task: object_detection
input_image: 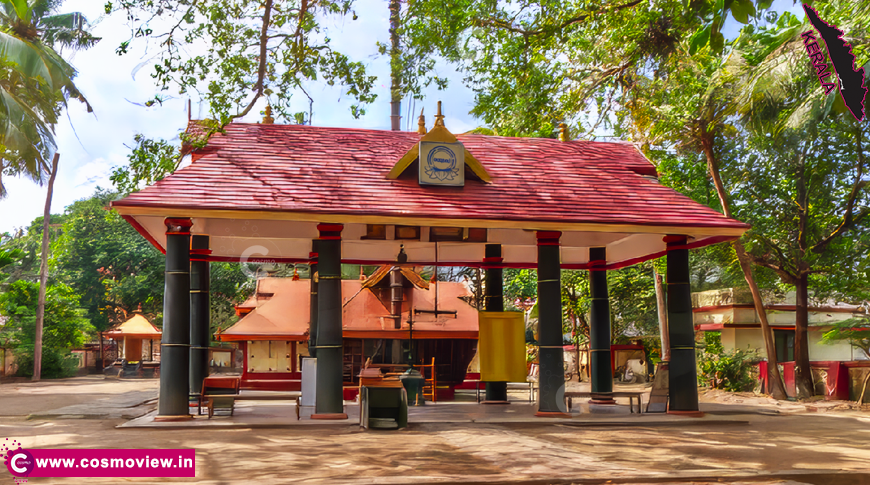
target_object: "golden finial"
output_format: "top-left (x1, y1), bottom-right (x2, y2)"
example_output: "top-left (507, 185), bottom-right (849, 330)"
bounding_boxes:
top-left (434, 101), bottom-right (445, 127)
top-left (558, 123), bottom-right (568, 142)
top-left (417, 108), bottom-right (427, 135)
top-left (262, 105), bottom-right (274, 124)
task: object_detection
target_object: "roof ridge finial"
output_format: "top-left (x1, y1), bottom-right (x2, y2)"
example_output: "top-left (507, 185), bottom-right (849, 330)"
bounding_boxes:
top-left (262, 105), bottom-right (274, 124)
top-left (558, 122), bottom-right (568, 142)
top-left (417, 108), bottom-right (426, 135)
top-left (434, 101), bottom-right (445, 127)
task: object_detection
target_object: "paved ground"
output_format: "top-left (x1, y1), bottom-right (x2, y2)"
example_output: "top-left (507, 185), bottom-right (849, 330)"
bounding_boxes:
top-left (0, 376), bottom-right (868, 485)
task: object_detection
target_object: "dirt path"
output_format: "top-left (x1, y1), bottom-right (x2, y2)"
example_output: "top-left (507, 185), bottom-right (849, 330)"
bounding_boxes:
top-left (1, 378), bottom-right (868, 484)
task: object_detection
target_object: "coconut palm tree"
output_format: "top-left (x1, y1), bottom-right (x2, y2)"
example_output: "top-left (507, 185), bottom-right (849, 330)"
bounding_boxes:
top-left (0, 0), bottom-right (96, 197)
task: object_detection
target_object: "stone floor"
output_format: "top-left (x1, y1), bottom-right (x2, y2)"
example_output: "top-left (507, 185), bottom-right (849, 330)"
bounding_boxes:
top-left (1, 376), bottom-right (868, 484)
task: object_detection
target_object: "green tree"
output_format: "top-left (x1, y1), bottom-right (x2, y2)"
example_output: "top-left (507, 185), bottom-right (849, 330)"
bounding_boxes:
top-left (0, 279), bottom-right (94, 378)
top-left (107, 0), bottom-right (377, 125)
top-left (52, 189), bottom-right (166, 331)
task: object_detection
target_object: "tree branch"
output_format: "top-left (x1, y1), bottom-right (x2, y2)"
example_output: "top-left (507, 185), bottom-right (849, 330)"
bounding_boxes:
top-left (228, 0), bottom-right (274, 122)
top-left (471, 0), bottom-right (643, 37)
top-left (811, 124), bottom-right (869, 254)
top-left (745, 252), bottom-right (797, 285)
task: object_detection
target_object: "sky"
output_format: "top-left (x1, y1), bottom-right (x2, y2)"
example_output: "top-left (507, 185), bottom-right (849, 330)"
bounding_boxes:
top-left (0, 0), bottom-right (804, 235)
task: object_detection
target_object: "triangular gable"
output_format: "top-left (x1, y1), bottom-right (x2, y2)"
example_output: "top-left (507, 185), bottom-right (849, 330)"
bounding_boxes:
top-left (360, 265), bottom-right (430, 290)
top-left (387, 103), bottom-right (491, 183)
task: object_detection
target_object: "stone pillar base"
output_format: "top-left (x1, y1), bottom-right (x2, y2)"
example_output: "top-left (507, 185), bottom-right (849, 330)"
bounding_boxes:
top-left (667, 409), bottom-right (705, 417)
top-left (154, 414), bottom-right (192, 422)
top-left (311, 413), bottom-right (348, 420)
top-left (535, 411), bottom-right (571, 418)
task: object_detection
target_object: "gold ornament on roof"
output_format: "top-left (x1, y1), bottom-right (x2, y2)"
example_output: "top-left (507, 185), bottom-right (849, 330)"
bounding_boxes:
top-left (559, 123), bottom-right (568, 142)
top-left (434, 101), bottom-right (445, 127)
top-left (262, 105), bottom-right (275, 124)
top-left (417, 108), bottom-right (427, 135)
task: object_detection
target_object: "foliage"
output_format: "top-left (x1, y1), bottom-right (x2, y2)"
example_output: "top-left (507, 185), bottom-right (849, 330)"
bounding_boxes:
top-left (821, 318), bottom-right (870, 360)
top-left (51, 189), bottom-right (166, 331)
top-left (697, 331), bottom-right (758, 392)
top-left (0, 213), bottom-right (65, 284)
top-left (398, 0), bottom-right (773, 137)
top-left (0, 245), bottom-right (21, 280)
top-left (503, 265), bottom-right (660, 347)
top-left (107, 0), bottom-right (377, 126)
top-left (110, 134), bottom-right (181, 195)
top-left (209, 261), bottom-right (253, 333)
top-left (0, 0), bottom-right (95, 197)
top-left (0, 279), bottom-right (93, 378)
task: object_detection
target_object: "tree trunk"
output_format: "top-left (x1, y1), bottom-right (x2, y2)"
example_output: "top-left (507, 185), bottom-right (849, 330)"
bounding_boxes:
top-left (653, 269), bottom-right (670, 361)
top-left (701, 138), bottom-right (788, 400)
top-left (794, 273), bottom-right (814, 399)
top-left (389, 0), bottom-right (401, 131)
top-left (794, 141), bottom-right (814, 400)
top-left (33, 153), bottom-right (59, 382)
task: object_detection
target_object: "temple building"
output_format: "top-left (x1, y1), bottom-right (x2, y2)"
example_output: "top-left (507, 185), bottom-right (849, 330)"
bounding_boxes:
top-left (217, 266), bottom-right (479, 399)
top-left (103, 306), bottom-right (162, 364)
top-left (111, 103), bottom-right (749, 420)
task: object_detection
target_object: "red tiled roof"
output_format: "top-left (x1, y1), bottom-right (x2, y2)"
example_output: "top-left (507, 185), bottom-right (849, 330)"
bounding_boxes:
top-left (112, 123), bottom-right (746, 230)
top-left (219, 277), bottom-right (478, 341)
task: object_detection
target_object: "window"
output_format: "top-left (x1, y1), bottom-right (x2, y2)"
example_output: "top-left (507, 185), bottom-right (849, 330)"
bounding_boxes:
top-left (395, 225), bottom-right (421, 240)
top-left (429, 227), bottom-right (487, 242)
top-left (363, 224), bottom-right (386, 240)
top-left (466, 228), bottom-right (487, 242)
top-left (430, 227), bottom-right (463, 242)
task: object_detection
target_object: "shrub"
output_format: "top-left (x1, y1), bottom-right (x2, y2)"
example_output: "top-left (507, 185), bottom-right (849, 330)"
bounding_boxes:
top-left (698, 332), bottom-right (758, 392)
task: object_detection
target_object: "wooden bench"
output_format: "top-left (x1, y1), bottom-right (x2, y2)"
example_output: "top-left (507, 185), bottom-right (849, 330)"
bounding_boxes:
top-left (200, 376), bottom-right (241, 418)
top-left (564, 391), bottom-right (645, 414)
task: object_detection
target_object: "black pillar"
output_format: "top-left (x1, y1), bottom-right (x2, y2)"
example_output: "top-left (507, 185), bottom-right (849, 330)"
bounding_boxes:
top-left (190, 235), bottom-right (210, 396)
top-left (313, 224), bottom-right (347, 419)
top-left (483, 244), bottom-right (508, 403)
top-left (535, 231), bottom-right (568, 416)
top-left (589, 247), bottom-right (615, 403)
top-left (665, 235), bottom-right (700, 414)
top-left (157, 218), bottom-right (192, 420)
top-left (308, 240), bottom-right (320, 358)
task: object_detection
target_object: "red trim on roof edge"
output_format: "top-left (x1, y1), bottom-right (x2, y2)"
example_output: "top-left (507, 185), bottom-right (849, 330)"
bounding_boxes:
top-left (122, 215), bottom-right (165, 254)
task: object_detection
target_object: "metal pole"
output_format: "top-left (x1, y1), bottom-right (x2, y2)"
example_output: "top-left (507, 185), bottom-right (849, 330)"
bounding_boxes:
top-left (157, 218), bottom-right (193, 420)
top-left (589, 247), bottom-right (615, 404)
top-left (312, 224), bottom-right (347, 419)
top-left (190, 235), bottom-right (211, 396)
top-left (665, 235), bottom-right (700, 414)
top-left (535, 231), bottom-right (568, 416)
top-left (483, 244), bottom-right (508, 403)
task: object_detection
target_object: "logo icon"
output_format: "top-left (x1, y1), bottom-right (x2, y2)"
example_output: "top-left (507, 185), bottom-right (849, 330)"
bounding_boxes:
top-left (419, 141), bottom-right (465, 186)
top-left (802, 4), bottom-right (867, 121)
top-left (3, 440), bottom-right (34, 479)
top-left (425, 146), bottom-right (460, 182)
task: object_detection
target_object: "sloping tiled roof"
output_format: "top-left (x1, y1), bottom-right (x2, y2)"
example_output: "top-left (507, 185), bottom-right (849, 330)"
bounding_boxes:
top-left (221, 280), bottom-right (310, 340)
top-left (105, 314), bottom-right (161, 339)
top-left (112, 123), bottom-right (747, 230)
top-left (219, 277), bottom-right (478, 340)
